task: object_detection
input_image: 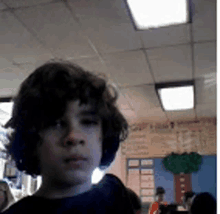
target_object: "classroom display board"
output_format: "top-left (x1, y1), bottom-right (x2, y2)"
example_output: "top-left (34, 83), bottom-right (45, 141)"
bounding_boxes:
top-left (122, 119), bottom-right (216, 158)
top-left (127, 158), bottom-right (155, 203)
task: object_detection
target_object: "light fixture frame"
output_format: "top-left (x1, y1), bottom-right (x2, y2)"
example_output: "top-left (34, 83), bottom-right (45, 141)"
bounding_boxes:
top-left (0, 97), bottom-right (12, 103)
top-left (124, 0), bottom-right (193, 31)
top-left (155, 80), bottom-right (195, 111)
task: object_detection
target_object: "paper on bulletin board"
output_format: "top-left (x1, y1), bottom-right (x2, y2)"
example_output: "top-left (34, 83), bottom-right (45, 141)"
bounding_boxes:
top-left (128, 168), bottom-right (139, 175)
top-left (141, 189), bottom-right (154, 196)
top-left (141, 175), bottom-right (154, 181)
top-left (141, 169), bottom-right (153, 174)
top-left (141, 196), bottom-right (154, 203)
top-left (127, 169), bottom-right (140, 196)
top-left (141, 159), bottom-right (153, 166)
top-left (141, 181), bottom-right (154, 188)
top-left (128, 160), bottom-right (139, 167)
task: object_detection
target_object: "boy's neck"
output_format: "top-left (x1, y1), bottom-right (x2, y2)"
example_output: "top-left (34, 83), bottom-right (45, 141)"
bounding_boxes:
top-left (33, 179), bottom-right (92, 199)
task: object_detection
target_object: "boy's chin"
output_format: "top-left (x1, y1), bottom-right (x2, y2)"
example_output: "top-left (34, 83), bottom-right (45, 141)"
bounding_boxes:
top-left (64, 171), bottom-right (92, 185)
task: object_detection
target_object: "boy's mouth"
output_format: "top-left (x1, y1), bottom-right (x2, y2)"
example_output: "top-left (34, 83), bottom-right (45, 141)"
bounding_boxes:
top-left (64, 155), bottom-right (88, 169)
top-left (64, 155), bottom-right (87, 163)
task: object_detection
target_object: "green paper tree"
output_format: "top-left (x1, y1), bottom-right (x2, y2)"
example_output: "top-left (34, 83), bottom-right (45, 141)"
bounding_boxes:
top-left (162, 152), bottom-right (202, 174)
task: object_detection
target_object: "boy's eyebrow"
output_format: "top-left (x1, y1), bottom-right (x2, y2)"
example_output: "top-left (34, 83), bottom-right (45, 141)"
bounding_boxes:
top-left (78, 110), bottom-right (99, 116)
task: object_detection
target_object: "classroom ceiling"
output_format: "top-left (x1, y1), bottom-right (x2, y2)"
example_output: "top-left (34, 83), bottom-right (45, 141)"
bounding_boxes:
top-left (0, 0), bottom-right (216, 126)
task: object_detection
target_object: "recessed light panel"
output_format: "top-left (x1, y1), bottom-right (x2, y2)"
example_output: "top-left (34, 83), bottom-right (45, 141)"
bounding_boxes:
top-left (127, 0), bottom-right (188, 30)
top-left (158, 85), bottom-right (194, 111)
top-left (0, 102), bottom-right (13, 126)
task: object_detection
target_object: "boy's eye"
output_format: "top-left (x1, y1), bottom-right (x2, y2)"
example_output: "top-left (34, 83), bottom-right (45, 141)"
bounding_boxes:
top-left (81, 119), bottom-right (99, 126)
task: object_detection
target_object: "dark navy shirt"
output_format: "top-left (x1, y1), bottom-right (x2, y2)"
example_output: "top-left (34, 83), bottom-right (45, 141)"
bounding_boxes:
top-left (1, 174), bottom-right (135, 214)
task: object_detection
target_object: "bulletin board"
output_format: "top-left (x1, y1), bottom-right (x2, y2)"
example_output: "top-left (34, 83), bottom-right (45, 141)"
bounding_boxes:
top-left (127, 158), bottom-right (155, 203)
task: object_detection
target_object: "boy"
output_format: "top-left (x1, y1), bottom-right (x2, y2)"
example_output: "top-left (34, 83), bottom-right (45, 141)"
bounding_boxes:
top-left (183, 191), bottom-right (196, 211)
top-left (1, 60), bottom-right (135, 213)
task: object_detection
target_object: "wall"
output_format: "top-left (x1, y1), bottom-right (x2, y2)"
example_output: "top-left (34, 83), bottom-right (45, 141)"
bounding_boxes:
top-left (192, 155), bottom-right (216, 198)
top-left (105, 118), bottom-right (217, 201)
top-left (122, 118), bottom-right (216, 158)
top-left (154, 158), bottom-right (174, 203)
top-left (106, 154), bottom-right (217, 202)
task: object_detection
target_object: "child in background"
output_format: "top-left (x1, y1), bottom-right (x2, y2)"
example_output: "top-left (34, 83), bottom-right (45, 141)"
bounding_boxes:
top-left (1, 60), bottom-right (135, 214)
top-left (148, 187), bottom-right (168, 214)
top-left (183, 191), bottom-right (196, 211)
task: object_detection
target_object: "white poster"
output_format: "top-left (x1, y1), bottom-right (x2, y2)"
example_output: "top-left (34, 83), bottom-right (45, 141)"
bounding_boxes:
top-left (141, 175), bottom-right (154, 181)
top-left (141, 159), bottom-right (153, 166)
top-left (141, 189), bottom-right (154, 196)
top-left (128, 160), bottom-right (139, 167)
top-left (141, 169), bottom-right (153, 174)
top-left (141, 196), bottom-right (154, 203)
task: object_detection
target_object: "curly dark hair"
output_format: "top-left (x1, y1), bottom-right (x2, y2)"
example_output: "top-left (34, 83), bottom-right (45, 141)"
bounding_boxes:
top-left (190, 192), bottom-right (216, 214)
top-left (156, 186), bottom-right (165, 195)
top-left (4, 60), bottom-right (128, 177)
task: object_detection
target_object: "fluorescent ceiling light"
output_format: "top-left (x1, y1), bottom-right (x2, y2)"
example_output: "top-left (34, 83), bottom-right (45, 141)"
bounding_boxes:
top-left (127, 0), bottom-right (188, 30)
top-left (91, 168), bottom-right (105, 184)
top-left (0, 102), bottom-right (13, 126)
top-left (157, 84), bottom-right (194, 111)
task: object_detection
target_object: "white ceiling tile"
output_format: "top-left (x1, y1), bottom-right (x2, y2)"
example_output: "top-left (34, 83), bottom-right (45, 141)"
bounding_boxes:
top-left (0, 59), bottom-right (29, 97)
top-left (103, 50), bottom-right (154, 87)
top-left (147, 45), bottom-right (193, 82)
top-left (166, 109), bottom-right (196, 122)
top-left (16, 63), bottom-right (37, 76)
top-left (0, 71), bottom-right (25, 96)
top-left (14, 3), bottom-right (96, 59)
top-left (0, 88), bottom-right (17, 98)
top-left (139, 24), bottom-right (191, 48)
top-left (121, 85), bottom-right (161, 110)
top-left (68, 0), bottom-right (142, 53)
top-left (82, 22), bottom-right (142, 53)
top-left (135, 107), bottom-right (167, 123)
top-left (195, 79), bottom-right (216, 105)
top-left (0, 59), bottom-right (31, 80)
top-left (196, 103), bottom-right (216, 118)
top-left (192, 0), bottom-right (216, 42)
top-left (2, 0), bottom-right (52, 8)
top-left (194, 42), bottom-right (216, 78)
top-left (68, 0), bottom-right (131, 23)
top-left (0, 11), bottom-right (53, 64)
top-left (0, 2), bottom-right (8, 10)
top-left (69, 57), bottom-right (107, 76)
top-left (117, 91), bottom-right (133, 111)
top-left (120, 109), bottom-right (137, 123)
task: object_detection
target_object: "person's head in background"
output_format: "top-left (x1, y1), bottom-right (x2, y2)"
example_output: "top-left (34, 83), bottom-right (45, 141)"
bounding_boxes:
top-left (4, 60), bottom-right (128, 198)
top-left (156, 187), bottom-right (165, 202)
top-left (0, 180), bottom-right (16, 212)
top-left (190, 192), bottom-right (216, 214)
top-left (183, 191), bottom-right (195, 210)
top-left (126, 188), bottom-right (142, 214)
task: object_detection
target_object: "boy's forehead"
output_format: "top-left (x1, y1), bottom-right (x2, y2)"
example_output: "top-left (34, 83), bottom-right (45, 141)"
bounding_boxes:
top-left (66, 100), bottom-right (98, 114)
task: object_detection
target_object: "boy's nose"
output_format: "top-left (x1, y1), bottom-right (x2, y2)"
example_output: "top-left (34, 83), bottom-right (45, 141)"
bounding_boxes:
top-left (63, 131), bottom-right (85, 147)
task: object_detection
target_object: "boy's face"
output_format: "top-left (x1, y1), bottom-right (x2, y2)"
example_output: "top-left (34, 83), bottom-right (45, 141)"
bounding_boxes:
top-left (37, 100), bottom-right (102, 187)
top-left (158, 193), bottom-right (164, 201)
